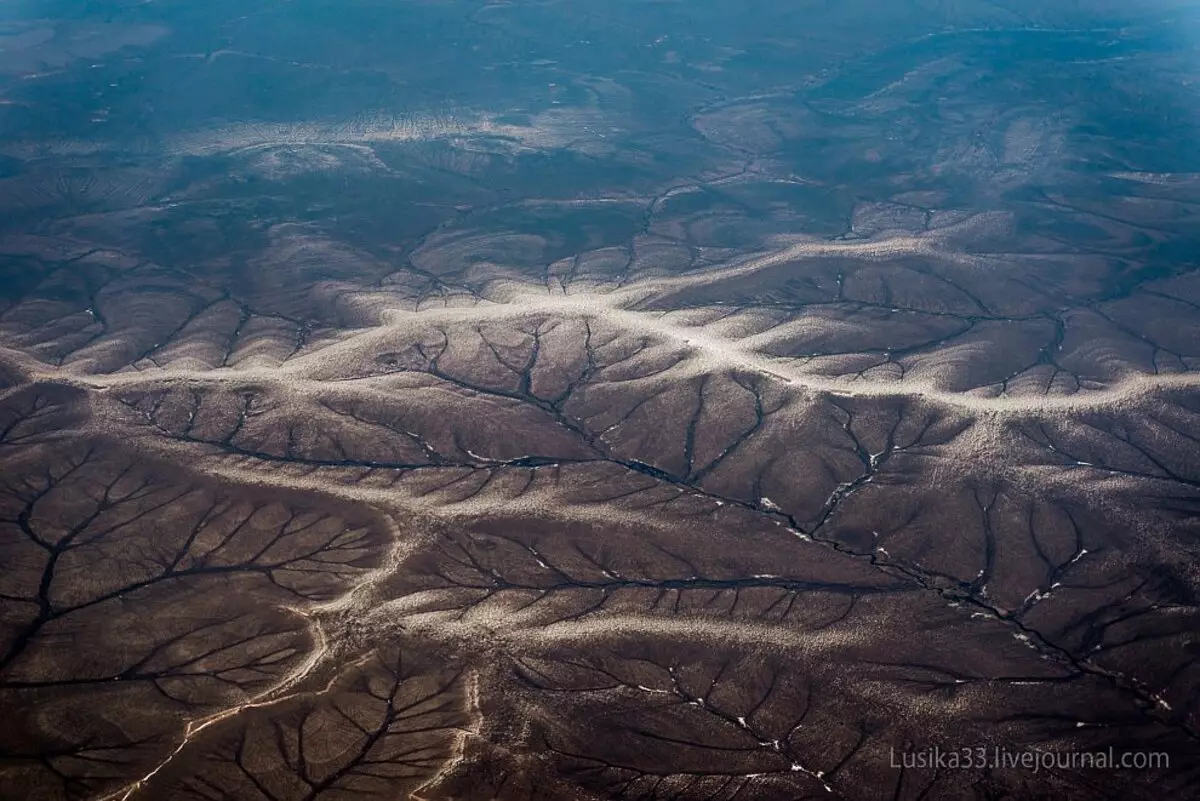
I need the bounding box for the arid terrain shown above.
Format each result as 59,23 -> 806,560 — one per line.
1,1 -> 1200,799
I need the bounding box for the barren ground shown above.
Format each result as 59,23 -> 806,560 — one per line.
2,1 -> 1200,799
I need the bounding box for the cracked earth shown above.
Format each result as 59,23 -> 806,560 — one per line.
2,2 -> 1200,800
